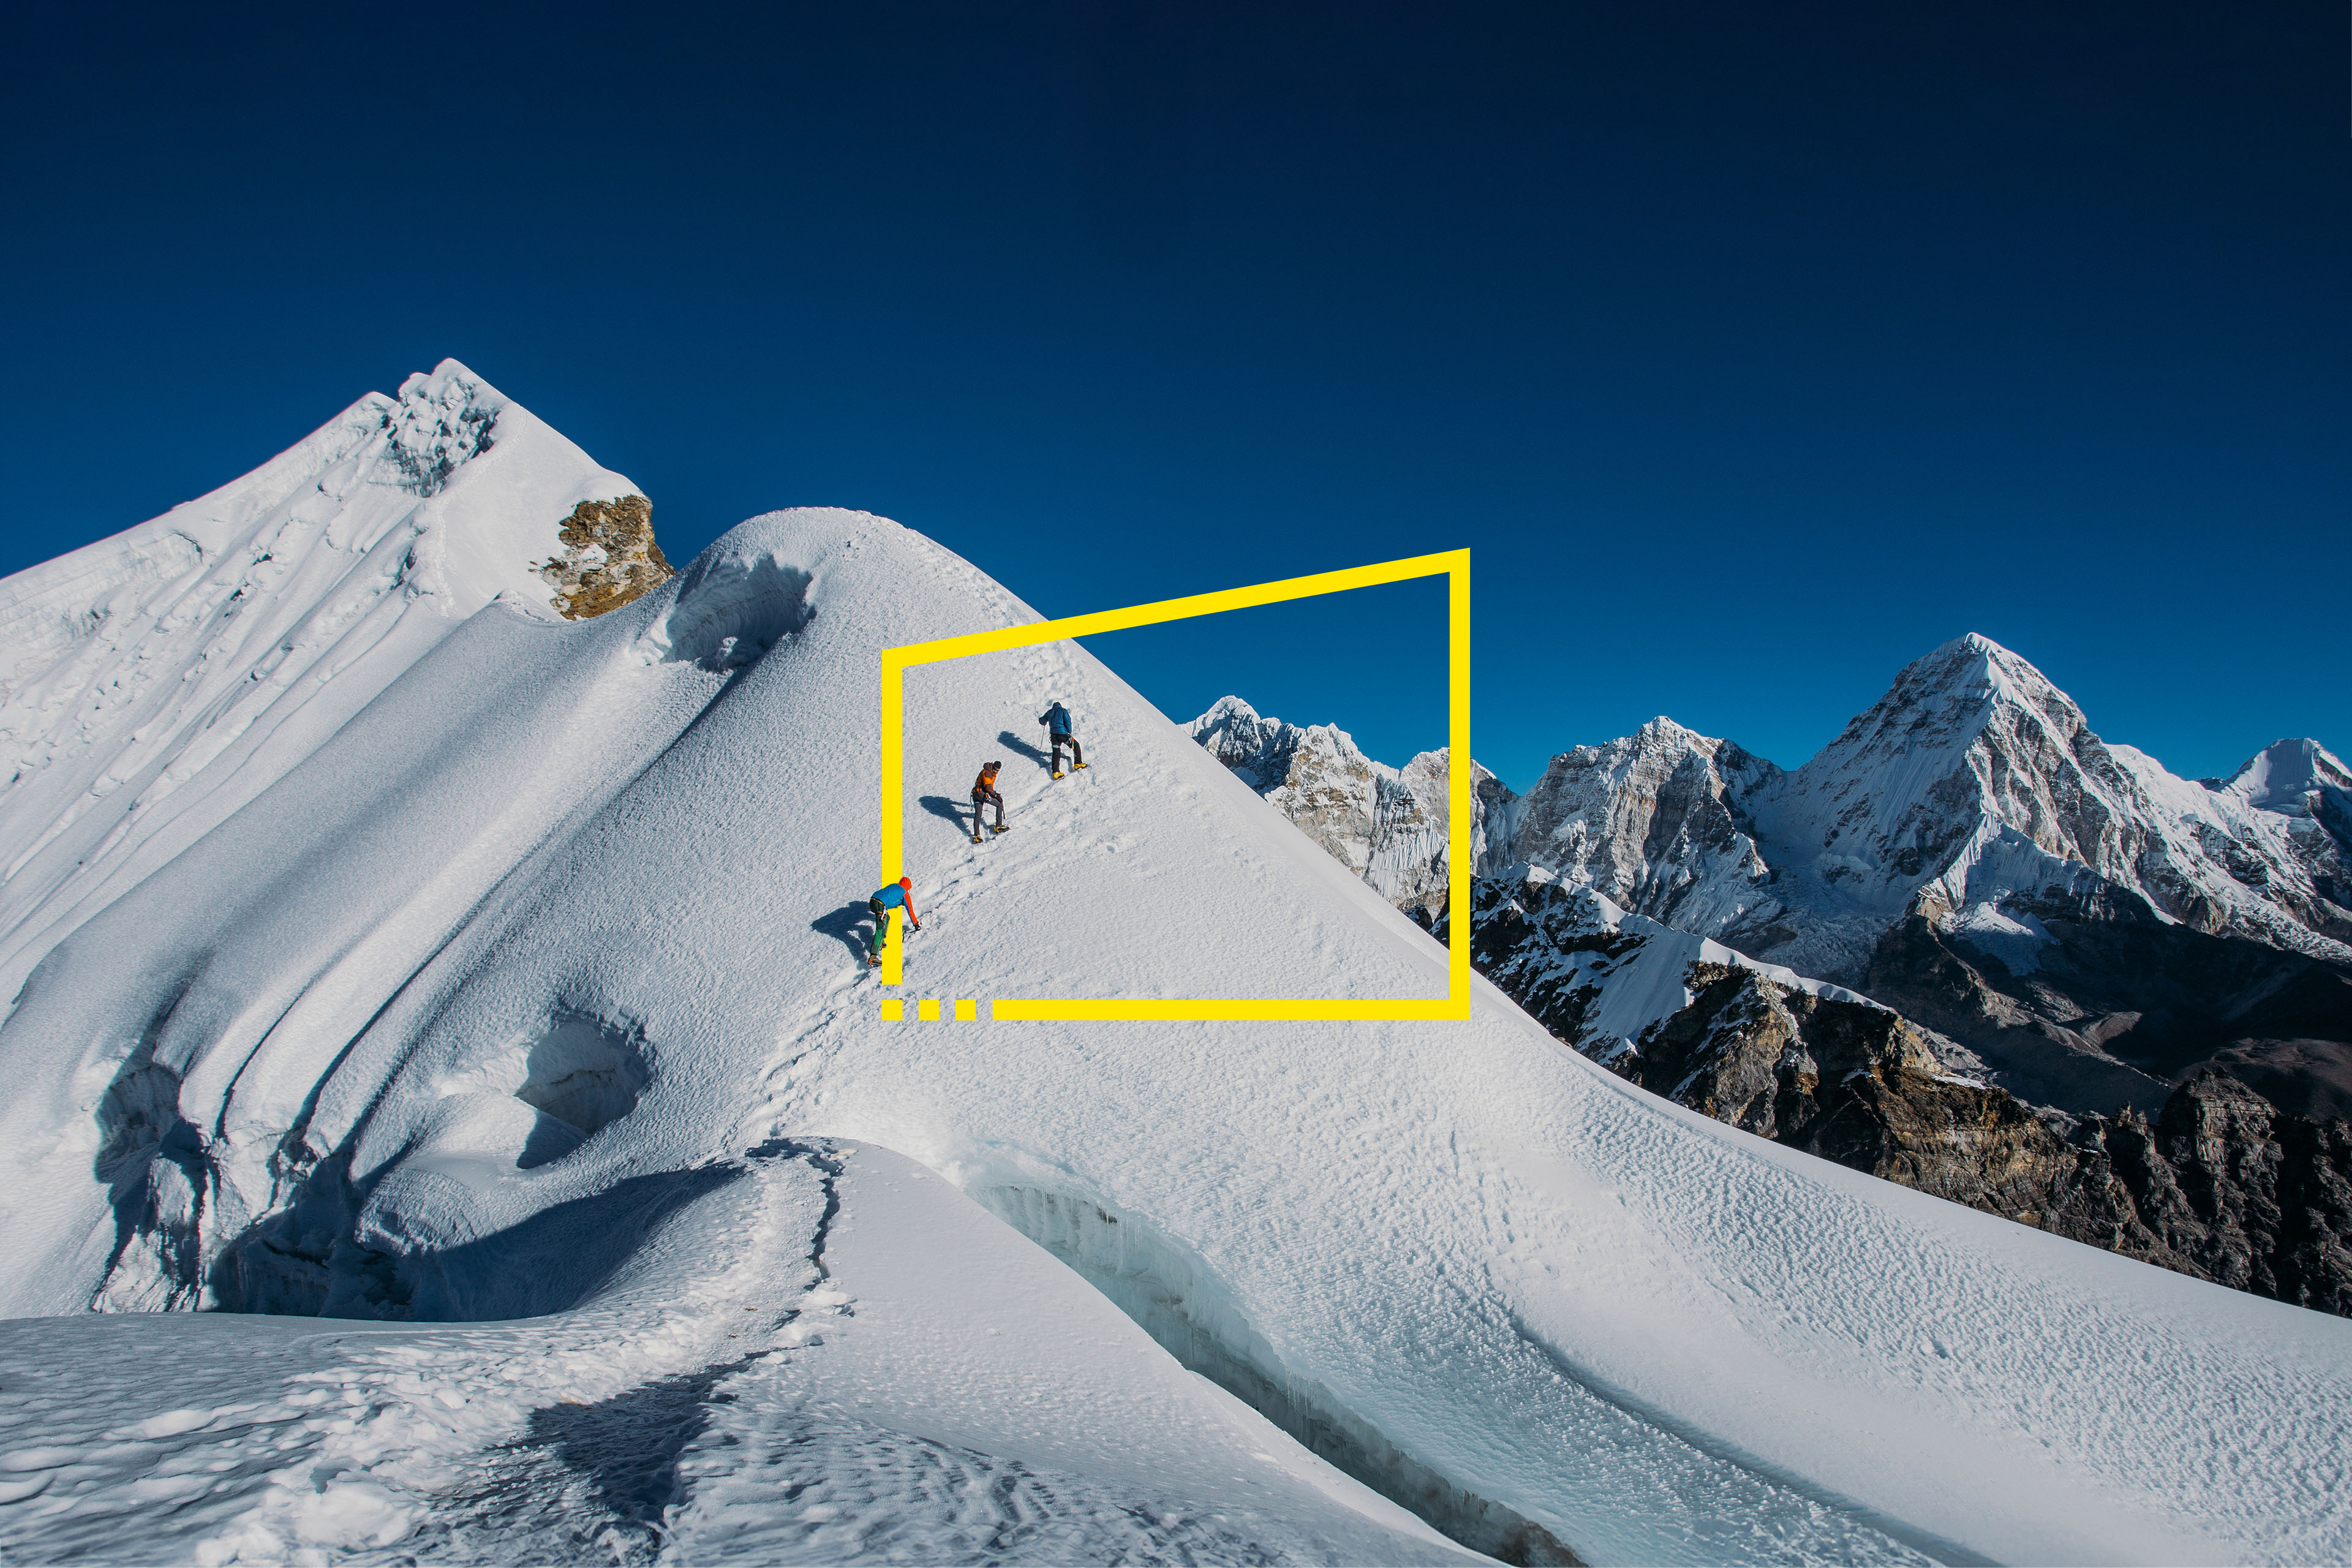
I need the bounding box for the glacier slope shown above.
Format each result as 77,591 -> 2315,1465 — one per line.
0,505 -> 2344,1562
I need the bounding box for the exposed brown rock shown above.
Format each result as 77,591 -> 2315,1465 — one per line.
1619,962 -> 2130,1231
2078,1070 -> 2352,1314
537,495 -> 674,619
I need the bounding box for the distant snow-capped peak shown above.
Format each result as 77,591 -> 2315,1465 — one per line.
1187,698 -> 1510,914
2213,737 -> 2352,815
1510,716 -> 1779,937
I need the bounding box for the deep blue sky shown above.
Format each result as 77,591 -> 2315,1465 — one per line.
6,4 -> 2344,789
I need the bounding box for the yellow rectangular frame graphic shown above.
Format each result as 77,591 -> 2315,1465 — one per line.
881,549 -> 1471,1021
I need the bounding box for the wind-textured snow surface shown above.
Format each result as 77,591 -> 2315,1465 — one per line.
0,453 -> 2347,1561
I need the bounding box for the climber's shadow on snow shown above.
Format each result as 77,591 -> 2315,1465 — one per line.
996,730 -> 1051,767
812,902 -> 878,963
918,795 -> 974,837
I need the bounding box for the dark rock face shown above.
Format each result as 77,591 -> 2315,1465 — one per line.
1449,876 -> 1629,1052
1457,878 -> 2352,1317
2197,1039 -> 2352,1125
2071,1071 -> 2352,1315
1621,962 -> 2124,1231
1864,911 -> 2352,1119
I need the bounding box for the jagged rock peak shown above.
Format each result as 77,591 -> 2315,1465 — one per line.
1189,697 -> 1511,914
1509,715 -> 1779,933
1189,697 -> 1387,788
1534,714 -> 1778,780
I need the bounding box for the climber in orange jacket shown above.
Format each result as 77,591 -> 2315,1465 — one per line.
970,760 -> 1008,842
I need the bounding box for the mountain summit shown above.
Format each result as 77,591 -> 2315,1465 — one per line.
1747,632 -> 2352,981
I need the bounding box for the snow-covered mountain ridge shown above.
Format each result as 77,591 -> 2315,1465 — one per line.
1739,633 -> 2352,980
0,361 -> 669,1017
1199,639 -> 2350,979
1,373 -> 2346,1564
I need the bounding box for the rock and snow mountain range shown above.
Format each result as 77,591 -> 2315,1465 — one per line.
1188,696 -> 1514,918
1193,646 -> 2352,1316
1,366 -> 2347,1566
1193,646 -> 2352,1120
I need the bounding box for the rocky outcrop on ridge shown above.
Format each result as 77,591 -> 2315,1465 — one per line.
537,494 -> 675,619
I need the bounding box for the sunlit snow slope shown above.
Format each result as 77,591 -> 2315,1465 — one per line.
1,428 -> 2347,1563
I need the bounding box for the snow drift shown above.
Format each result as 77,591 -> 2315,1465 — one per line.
0,374 -> 2347,1564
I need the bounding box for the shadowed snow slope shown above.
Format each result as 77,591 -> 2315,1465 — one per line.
1,502 -> 2348,1564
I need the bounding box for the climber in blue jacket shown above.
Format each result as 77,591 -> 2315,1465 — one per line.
867,876 -> 920,967
1039,698 -> 1087,778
